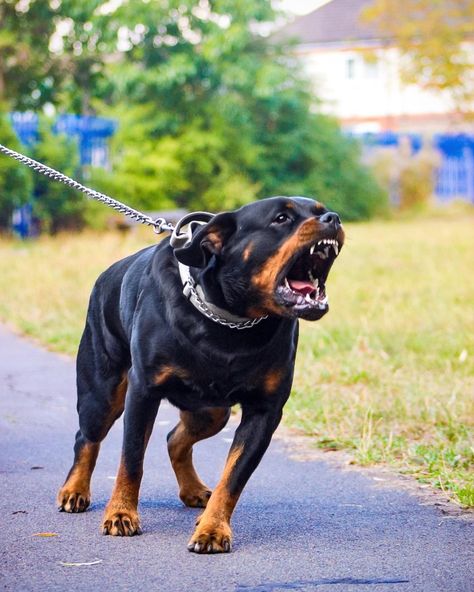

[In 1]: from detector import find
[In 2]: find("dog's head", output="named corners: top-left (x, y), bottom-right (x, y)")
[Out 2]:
top-left (173, 197), bottom-right (344, 321)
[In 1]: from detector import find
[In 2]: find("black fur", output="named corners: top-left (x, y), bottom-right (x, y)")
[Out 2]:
top-left (58, 196), bottom-right (344, 552)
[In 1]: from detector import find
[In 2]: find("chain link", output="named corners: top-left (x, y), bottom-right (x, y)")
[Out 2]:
top-left (0, 143), bottom-right (175, 234)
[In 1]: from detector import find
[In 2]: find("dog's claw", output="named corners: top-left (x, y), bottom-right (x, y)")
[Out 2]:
top-left (101, 510), bottom-right (141, 536)
top-left (57, 489), bottom-right (91, 513)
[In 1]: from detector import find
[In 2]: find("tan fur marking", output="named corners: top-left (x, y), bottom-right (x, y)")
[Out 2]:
top-left (243, 241), bottom-right (254, 262)
top-left (154, 365), bottom-right (188, 386)
top-left (263, 368), bottom-right (284, 395)
top-left (109, 373), bottom-right (127, 421)
top-left (168, 409), bottom-right (229, 508)
top-left (188, 445), bottom-right (244, 551)
top-left (205, 230), bottom-right (223, 253)
top-left (111, 458), bottom-right (140, 508)
top-left (251, 218), bottom-right (320, 314)
top-left (57, 441), bottom-right (100, 511)
top-left (101, 456), bottom-right (141, 535)
top-left (169, 421), bottom-right (211, 507)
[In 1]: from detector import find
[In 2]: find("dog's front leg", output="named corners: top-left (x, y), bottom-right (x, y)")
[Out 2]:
top-left (187, 403), bottom-right (283, 554)
top-left (102, 373), bottom-right (160, 536)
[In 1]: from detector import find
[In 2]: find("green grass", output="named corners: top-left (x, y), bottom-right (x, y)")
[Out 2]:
top-left (0, 213), bottom-right (473, 506)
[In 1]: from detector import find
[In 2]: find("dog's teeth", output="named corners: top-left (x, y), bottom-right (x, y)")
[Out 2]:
top-left (308, 271), bottom-right (318, 287)
top-left (284, 278), bottom-right (290, 289)
top-left (310, 244), bottom-right (315, 255)
top-left (317, 240), bottom-right (323, 246)
top-left (305, 293), bottom-right (313, 303)
top-left (333, 243), bottom-right (339, 255)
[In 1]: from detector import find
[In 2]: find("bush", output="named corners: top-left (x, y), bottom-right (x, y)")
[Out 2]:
top-left (91, 104), bottom-right (387, 222)
top-left (304, 117), bottom-right (389, 221)
top-left (0, 111), bottom-right (33, 230)
top-left (399, 146), bottom-right (440, 211)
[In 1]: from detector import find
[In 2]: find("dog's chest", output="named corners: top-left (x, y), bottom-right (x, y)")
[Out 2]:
top-left (166, 353), bottom-right (271, 409)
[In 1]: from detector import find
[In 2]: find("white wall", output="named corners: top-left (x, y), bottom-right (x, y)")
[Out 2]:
top-left (296, 44), bottom-right (460, 131)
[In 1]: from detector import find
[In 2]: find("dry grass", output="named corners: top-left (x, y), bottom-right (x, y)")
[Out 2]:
top-left (0, 229), bottom-right (150, 354)
top-left (0, 213), bottom-right (473, 505)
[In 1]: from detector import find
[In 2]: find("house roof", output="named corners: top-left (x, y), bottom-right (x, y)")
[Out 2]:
top-left (277, 0), bottom-right (386, 45)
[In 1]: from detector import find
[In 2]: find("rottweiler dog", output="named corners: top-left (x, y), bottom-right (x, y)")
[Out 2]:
top-left (57, 196), bottom-right (344, 554)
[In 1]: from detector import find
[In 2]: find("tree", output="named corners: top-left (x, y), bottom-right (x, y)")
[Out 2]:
top-left (0, 0), bottom-right (387, 227)
top-left (89, 0), bottom-right (387, 219)
top-left (362, 0), bottom-right (474, 116)
top-left (0, 1), bottom-right (60, 109)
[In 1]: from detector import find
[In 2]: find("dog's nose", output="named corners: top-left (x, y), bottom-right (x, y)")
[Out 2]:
top-left (319, 211), bottom-right (341, 227)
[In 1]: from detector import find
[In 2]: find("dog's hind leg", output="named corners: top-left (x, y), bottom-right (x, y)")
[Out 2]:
top-left (167, 407), bottom-right (231, 508)
top-left (58, 335), bottom-right (128, 513)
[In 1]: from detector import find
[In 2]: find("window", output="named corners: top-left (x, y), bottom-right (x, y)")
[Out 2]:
top-left (346, 57), bottom-right (355, 79)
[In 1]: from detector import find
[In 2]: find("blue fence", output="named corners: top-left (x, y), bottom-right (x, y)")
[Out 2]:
top-left (356, 132), bottom-right (474, 203)
top-left (10, 112), bottom-right (117, 168)
top-left (11, 115), bottom-right (473, 202)
top-left (9, 113), bottom-right (117, 237)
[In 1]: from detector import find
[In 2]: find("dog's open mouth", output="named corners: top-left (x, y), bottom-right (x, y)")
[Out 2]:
top-left (275, 238), bottom-right (340, 318)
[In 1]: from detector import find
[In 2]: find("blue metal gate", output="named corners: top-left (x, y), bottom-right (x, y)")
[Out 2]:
top-left (9, 112), bottom-right (117, 237)
top-left (355, 132), bottom-right (474, 203)
top-left (9, 112), bottom-right (117, 168)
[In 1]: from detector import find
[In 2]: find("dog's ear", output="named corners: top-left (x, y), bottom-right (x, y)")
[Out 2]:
top-left (173, 212), bottom-right (237, 268)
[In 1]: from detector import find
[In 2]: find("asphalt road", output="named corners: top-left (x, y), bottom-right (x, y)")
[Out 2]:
top-left (1, 324), bottom-right (472, 592)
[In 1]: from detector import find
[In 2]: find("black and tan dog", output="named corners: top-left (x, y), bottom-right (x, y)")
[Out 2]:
top-left (57, 196), bottom-right (344, 553)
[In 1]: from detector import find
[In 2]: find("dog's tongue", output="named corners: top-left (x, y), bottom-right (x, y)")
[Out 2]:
top-left (288, 280), bottom-right (315, 295)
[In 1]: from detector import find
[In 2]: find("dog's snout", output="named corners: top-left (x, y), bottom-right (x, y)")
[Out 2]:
top-left (319, 211), bottom-right (341, 227)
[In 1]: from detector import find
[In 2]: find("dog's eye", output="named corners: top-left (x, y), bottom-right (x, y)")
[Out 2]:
top-left (272, 213), bottom-right (291, 225)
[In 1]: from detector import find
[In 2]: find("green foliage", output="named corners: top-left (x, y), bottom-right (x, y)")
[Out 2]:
top-left (1, 0), bottom-right (387, 226)
top-left (30, 121), bottom-right (83, 233)
top-left (0, 110), bottom-right (32, 229)
top-left (303, 118), bottom-right (389, 221)
top-left (89, 0), bottom-right (386, 220)
top-left (0, 1), bottom-right (59, 110)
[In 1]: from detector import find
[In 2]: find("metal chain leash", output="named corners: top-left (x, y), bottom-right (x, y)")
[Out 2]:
top-left (0, 143), bottom-right (175, 234)
top-left (185, 276), bottom-right (268, 330)
top-left (0, 142), bottom-right (268, 330)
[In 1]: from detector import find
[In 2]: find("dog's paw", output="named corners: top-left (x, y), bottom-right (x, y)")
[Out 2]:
top-left (57, 487), bottom-right (90, 513)
top-left (101, 509), bottom-right (141, 536)
top-left (180, 486), bottom-right (212, 508)
top-left (187, 521), bottom-right (232, 554)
